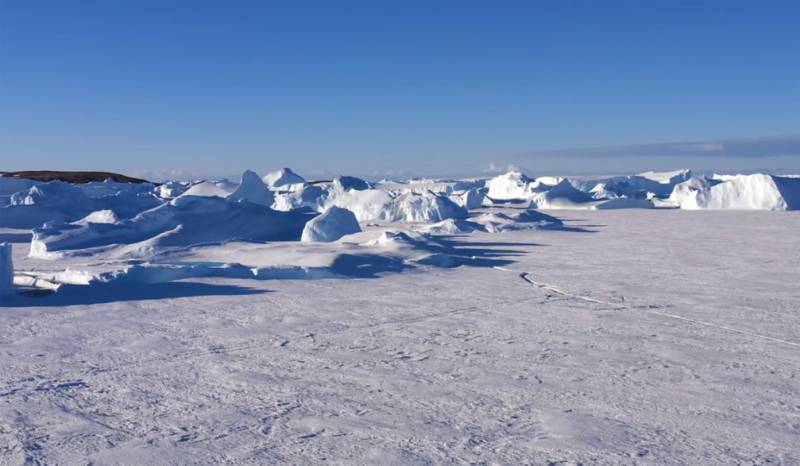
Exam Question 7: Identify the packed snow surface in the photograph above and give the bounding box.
[2,209,799,464]
[2,167,800,463]
[301,206,361,243]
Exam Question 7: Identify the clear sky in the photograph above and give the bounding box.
[1,0,799,180]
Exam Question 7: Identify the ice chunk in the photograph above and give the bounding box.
[486,170,536,200]
[227,170,275,206]
[301,206,362,242]
[80,210,119,224]
[263,168,305,189]
[179,180,234,198]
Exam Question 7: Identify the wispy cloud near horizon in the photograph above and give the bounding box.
[527,134,800,159]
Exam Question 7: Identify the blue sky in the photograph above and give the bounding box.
[1,0,799,179]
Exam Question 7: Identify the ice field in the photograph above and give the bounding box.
[1,169,799,464]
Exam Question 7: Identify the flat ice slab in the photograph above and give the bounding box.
[1,210,799,464]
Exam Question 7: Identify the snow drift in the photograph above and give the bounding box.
[30,195,314,258]
[527,179,594,209]
[1,181,162,229]
[301,206,361,242]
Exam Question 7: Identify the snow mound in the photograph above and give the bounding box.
[156,181,188,199]
[9,180,90,207]
[365,230,426,247]
[418,218,478,235]
[179,180,234,198]
[30,195,313,258]
[681,174,800,210]
[227,170,275,206]
[301,206,362,242]
[263,168,305,189]
[486,171,536,200]
[592,198,655,209]
[80,210,119,224]
[391,191,467,222]
[528,179,594,209]
[473,209,563,233]
[1,181,162,229]
[0,243,12,296]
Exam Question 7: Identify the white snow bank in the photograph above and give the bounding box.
[0,242,12,296]
[681,174,800,210]
[227,170,275,206]
[30,195,313,258]
[263,168,305,189]
[301,207,361,242]
[1,181,161,229]
[527,180,594,209]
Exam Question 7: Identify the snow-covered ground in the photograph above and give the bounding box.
[2,208,799,464]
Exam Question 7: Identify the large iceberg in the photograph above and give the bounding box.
[680,174,800,210]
